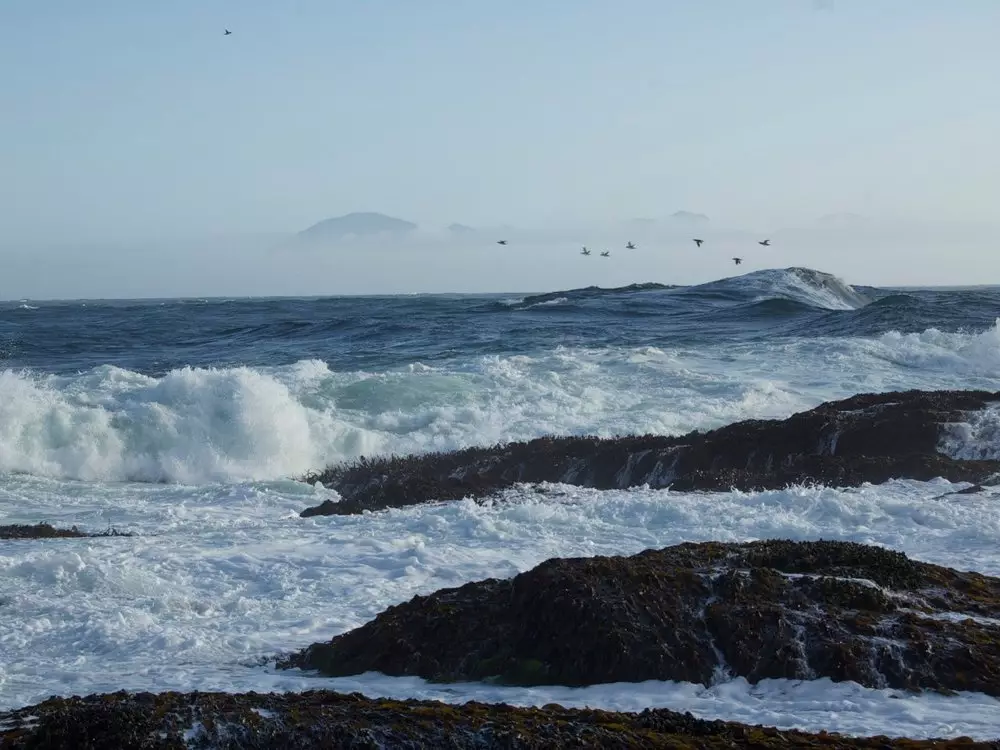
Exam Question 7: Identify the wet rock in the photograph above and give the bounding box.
[0,523,132,540]
[300,389,1000,516]
[0,688,992,749]
[280,540,1000,697]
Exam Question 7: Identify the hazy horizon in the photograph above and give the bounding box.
[3,1,1000,298]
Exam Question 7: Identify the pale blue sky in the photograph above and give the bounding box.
[2,2,1000,295]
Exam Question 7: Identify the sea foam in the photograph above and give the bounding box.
[2,321,1000,484]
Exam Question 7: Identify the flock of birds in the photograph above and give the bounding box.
[495,238,773,266]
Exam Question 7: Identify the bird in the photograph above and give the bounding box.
[496,240,508,245]
[758,239,771,246]
[625,241,636,249]
[732,257,743,265]
[692,238,704,247]
[600,251,610,257]
[224,29,232,35]
[581,247,591,256]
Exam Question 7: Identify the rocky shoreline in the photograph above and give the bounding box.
[300,389,1000,517]
[279,540,1000,696]
[6,390,1000,747]
[0,689,994,749]
[0,523,131,540]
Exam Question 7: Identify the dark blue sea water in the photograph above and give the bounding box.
[2,267,998,377]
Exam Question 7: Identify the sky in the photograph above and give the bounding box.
[2,1,1000,296]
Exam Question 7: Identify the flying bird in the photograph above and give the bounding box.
[581,247,591,256]
[758,239,771,246]
[496,240,508,245]
[625,241,636,249]
[692,238,704,247]
[732,257,743,265]
[224,29,232,35]
[600,251,610,257]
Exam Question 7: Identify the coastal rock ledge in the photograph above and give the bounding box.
[0,689,992,749]
[280,540,1000,697]
[300,389,1000,517]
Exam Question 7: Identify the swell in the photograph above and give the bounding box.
[505,267,872,315]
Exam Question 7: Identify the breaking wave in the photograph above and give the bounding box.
[2,319,1000,484]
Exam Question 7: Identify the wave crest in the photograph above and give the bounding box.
[691,267,872,311]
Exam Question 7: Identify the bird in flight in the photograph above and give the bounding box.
[625,241,636,249]
[732,257,743,265]
[496,240,508,245]
[224,29,232,35]
[758,239,771,246]
[600,251,610,257]
[692,238,704,247]
[581,247,591,256]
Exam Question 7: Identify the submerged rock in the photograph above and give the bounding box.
[0,523,131,540]
[300,389,1000,516]
[280,540,1000,697]
[0,689,991,749]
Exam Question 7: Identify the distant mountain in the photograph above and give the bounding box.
[669,211,710,223]
[448,223,476,234]
[298,212,417,242]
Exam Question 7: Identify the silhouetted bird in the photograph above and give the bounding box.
[581,247,591,256]
[625,241,636,249]
[758,239,771,246]
[733,257,743,265]
[600,251,610,257]
[224,29,232,35]
[497,240,508,245]
[692,238,704,247]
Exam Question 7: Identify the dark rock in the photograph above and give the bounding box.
[279,540,1000,697]
[0,523,132,540]
[0,689,993,749]
[300,389,1000,516]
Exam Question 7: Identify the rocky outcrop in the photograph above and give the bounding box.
[301,389,1000,516]
[0,689,992,749]
[0,523,131,540]
[280,540,1000,697]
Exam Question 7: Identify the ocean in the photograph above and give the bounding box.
[2,266,1000,739]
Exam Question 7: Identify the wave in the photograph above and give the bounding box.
[506,268,870,314]
[687,267,872,311]
[2,320,1000,485]
[509,283,675,310]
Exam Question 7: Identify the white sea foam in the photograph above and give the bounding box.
[940,403,1000,462]
[705,267,872,311]
[1,321,1000,484]
[2,477,1000,738]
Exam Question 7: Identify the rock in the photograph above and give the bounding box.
[300,389,1000,516]
[0,689,992,749]
[279,540,1000,697]
[0,523,132,540]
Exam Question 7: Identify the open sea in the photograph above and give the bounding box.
[3,266,1000,739]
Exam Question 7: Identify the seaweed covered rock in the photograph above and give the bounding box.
[0,523,131,540]
[0,689,991,749]
[300,389,1000,516]
[280,540,1000,697]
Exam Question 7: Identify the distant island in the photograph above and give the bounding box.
[298,212,418,242]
